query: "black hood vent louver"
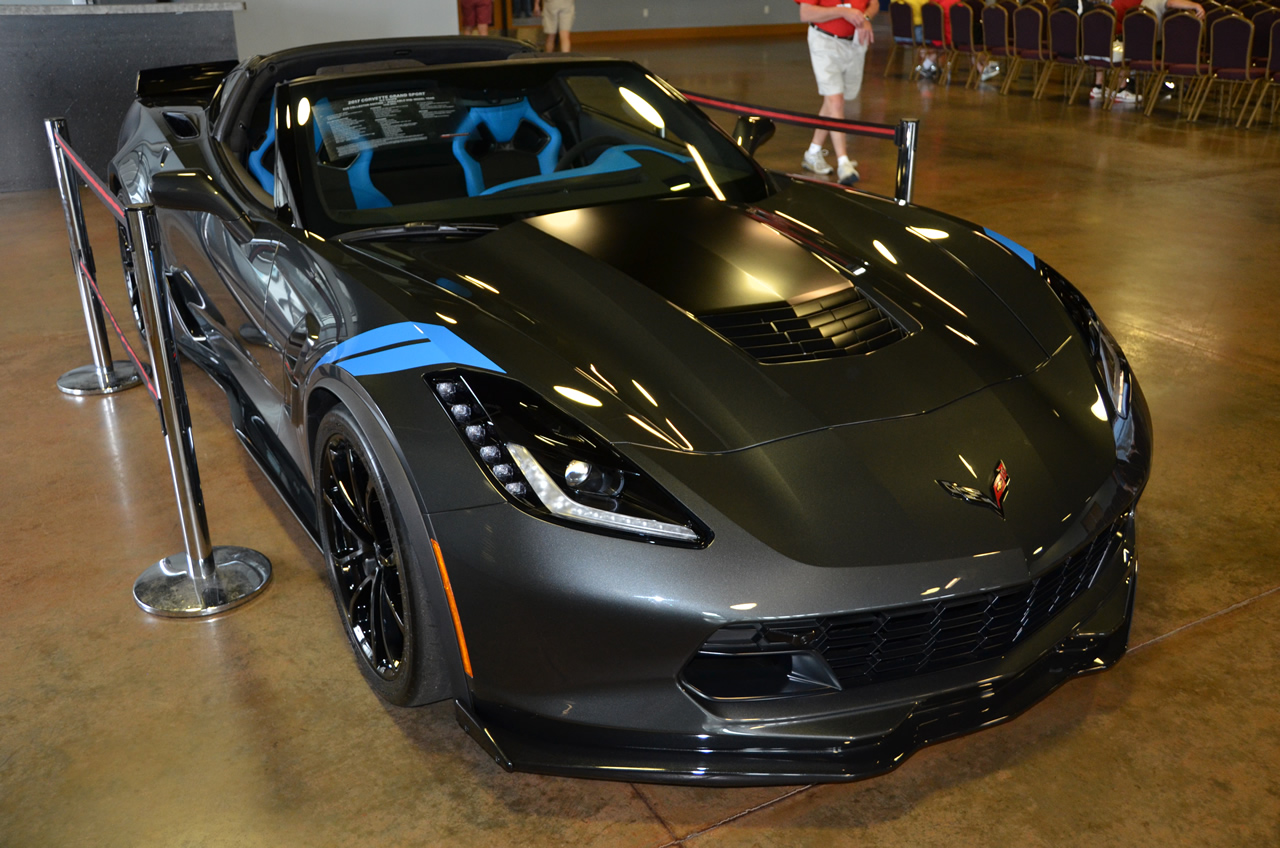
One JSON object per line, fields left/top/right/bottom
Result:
{"left": 698, "top": 286, "right": 906, "bottom": 364}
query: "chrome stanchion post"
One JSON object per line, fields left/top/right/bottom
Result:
{"left": 43, "top": 118, "right": 142, "bottom": 396}
{"left": 126, "top": 204, "right": 270, "bottom": 617}
{"left": 894, "top": 119, "right": 919, "bottom": 204}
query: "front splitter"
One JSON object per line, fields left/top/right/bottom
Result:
{"left": 455, "top": 565, "right": 1136, "bottom": 786}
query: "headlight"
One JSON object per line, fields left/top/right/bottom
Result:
{"left": 1042, "top": 264, "right": 1131, "bottom": 420}
{"left": 427, "top": 370, "right": 710, "bottom": 546}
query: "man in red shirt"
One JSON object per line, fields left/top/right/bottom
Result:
{"left": 796, "top": 0, "right": 878, "bottom": 184}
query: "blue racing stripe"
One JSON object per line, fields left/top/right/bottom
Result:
{"left": 316, "top": 322, "right": 503, "bottom": 376}
{"left": 982, "top": 228, "right": 1037, "bottom": 268}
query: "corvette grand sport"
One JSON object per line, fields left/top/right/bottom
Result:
{"left": 109, "top": 36, "right": 1151, "bottom": 784}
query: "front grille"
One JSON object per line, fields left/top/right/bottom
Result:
{"left": 699, "top": 286, "right": 906, "bottom": 364}
{"left": 697, "top": 517, "right": 1126, "bottom": 692}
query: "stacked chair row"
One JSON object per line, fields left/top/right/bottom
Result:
{"left": 883, "top": 0, "right": 1280, "bottom": 126}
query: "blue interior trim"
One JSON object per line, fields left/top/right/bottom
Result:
{"left": 247, "top": 93, "right": 276, "bottom": 195}
{"left": 479, "top": 145, "right": 690, "bottom": 196}
{"left": 452, "top": 100, "right": 563, "bottom": 196}
{"left": 311, "top": 98, "right": 391, "bottom": 210}
{"left": 346, "top": 146, "right": 391, "bottom": 209}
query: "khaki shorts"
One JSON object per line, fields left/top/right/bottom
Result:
{"left": 807, "top": 25, "right": 869, "bottom": 100}
{"left": 542, "top": 0, "right": 576, "bottom": 33}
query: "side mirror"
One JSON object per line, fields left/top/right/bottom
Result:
{"left": 149, "top": 170, "right": 252, "bottom": 240}
{"left": 733, "top": 116, "right": 776, "bottom": 155}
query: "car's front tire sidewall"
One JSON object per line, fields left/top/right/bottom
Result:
{"left": 314, "top": 405, "right": 449, "bottom": 707}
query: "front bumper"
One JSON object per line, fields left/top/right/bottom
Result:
{"left": 455, "top": 550, "right": 1136, "bottom": 785}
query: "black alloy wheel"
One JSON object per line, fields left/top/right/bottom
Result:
{"left": 318, "top": 409, "right": 414, "bottom": 690}
{"left": 315, "top": 406, "right": 456, "bottom": 706}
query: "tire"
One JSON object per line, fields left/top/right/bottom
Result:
{"left": 314, "top": 405, "right": 452, "bottom": 706}
{"left": 116, "top": 219, "right": 147, "bottom": 345}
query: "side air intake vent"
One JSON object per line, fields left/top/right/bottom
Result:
{"left": 699, "top": 286, "right": 906, "bottom": 364}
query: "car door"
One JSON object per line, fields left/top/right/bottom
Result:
{"left": 157, "top": 205, "right": 285, "bottom": 431}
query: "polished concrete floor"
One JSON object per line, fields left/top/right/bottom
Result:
{"left": 2, "top": 32, "right": 1278, "bottom": 848}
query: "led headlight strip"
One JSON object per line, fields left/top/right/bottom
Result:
{"left": 506, "top": 444, "right": 699, "bottom": 542}
{"left": 427, "top": 371, "right": 708, "bottom": 546}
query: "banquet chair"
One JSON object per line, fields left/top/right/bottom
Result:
{"left": 1005, "top": 2, "right": 1053, "bottom": 95}
{"left": 1075, "top": 6, "right": 1122, "bottom": 107}
{"left": 1205, "top": 5, "right": 1237, "bottom": 28}
{"left": 1146, "top": 11, "right": 1211, "bottom": 117}
{"left": 1044, "top": 8, "right": 1084, "bottom": 101}
{"left": 916, "top": 2, "right": 954, "bottom": 81}
{"left": 1190, "top": 13, "right": 1266, "bottom": 120}
{"left": 949, "top": 1, "right": 985, "bottom": 87}
{"left": 886, "top": 2, "right": 920, "bottom": 77}
{"left": 1251, "top": 7, "right": 1280, "bottom": 62}
{"left": 1122, "top": 6, "right": 1162, "bottom": 106}
{"left": 981, "top": 4, "right": 1017, "bottom": 92}
{"left": 1243, "top": 18, "right": 1280, "bottom": 126}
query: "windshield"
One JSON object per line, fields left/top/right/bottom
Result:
{"left": 275, "top": 59, "right": 771, "bottom": 237}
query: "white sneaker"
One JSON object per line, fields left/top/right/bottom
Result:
{"left": 837, "top": 159, "right": 860, "bottom": 185}
{"left": 1090, "top": 85, "right": 1103, "bottom": 99}
{"left": 1113, "top": 89, "right": 1142, "bottom": 104}
{"left": 802, "top": 149, "right": 833, "bottom": 175}
{"left": 981, "top": 62, "right": 1000, "bottom": 82}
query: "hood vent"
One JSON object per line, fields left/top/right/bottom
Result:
{"left": 699, "top": 286, "right": 906, "bottom": 364}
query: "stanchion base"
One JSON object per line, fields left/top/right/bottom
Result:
{"left": 57, "top": 361, "right": 143, "bottom": 396}
{"left": 133, "top": 546, "right": 272, "bottom": 618}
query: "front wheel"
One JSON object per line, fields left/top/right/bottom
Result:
{"left": 315, "top": 405, "right": 451, "bottom": 706}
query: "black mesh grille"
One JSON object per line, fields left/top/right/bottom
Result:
{"left": 705, "top": 518, "right": 1125, "bottom": 690}
{"left": 699, "top": 286, "right": 906, "bottom": 364}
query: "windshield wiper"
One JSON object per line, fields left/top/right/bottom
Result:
{"left": 338, "top": 222, "right": 500, "bottom": 242}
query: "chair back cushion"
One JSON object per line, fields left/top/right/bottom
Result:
{"left": 1162, "top": 12, "right": 1206, "bottom": 69}
{"left": 1208, "top": 13, "right": 1255, "bottom": 72}
{"left": 890, "top": 2, "right": 919, "bottom": 44}
{"left": 922, "top": 2, "right": 948, "bottom": 47}
{"left": 982, "top": 5, "right": 1012, "bottom": 53}
{"left": 1080, "top": 6, "right": 1118, "bottom": 64}
{"left": 951, "top": 2, "right": 976, "bottom": 49}
{"left": 1122, "top": 6, "right": 1159, "bottom": 63}
{"left": 1014, "top": 5, "right": 1049, "bottom": 58}
{"left": 1049, "top": 8, "right": 1081, "bottom": 61}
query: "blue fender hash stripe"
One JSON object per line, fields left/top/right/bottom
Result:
{"left": 982, "top": 228, "right": 1037, "bottom": 268}
{"left": 316, "top": 322, "right": 504, "bottom": 376}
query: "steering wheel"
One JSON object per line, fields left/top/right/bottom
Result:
{"left": 556, "top": 135, "right": 627, "bottom": 171}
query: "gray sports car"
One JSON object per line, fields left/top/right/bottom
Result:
{"left": 110, "top": 36, "right": 1151, "bottom": 784}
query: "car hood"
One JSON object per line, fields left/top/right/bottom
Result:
{"left": 629, "top": 338, "right": 1129, "bottom": 571}
{"left": 346, "top": 183, "right": 1072, "bottom": 454}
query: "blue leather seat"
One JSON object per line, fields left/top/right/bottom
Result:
{"left": 310, "top": 99, "right": 391, "bottom": 209}
{"left": 451, "top": 100, "right": 562, "bottom": 196}
{"left": 247, "top": 95, "right": 391, "bottom": 209}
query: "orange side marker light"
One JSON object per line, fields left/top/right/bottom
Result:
{"left": 431, "top": 538, "right": 473, "bottom": 678}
